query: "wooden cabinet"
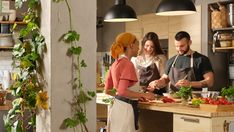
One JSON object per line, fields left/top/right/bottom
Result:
{"left": 174, "top": 114, "right": 211, "bottom": 132}
{"left": 125, "top": 5, "right": 201, "bottom": 58}
{"left": 174, "top": 113, "right": 234, "bottom": 132}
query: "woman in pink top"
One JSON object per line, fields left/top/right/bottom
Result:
{"left": 105, "top": 32, "right": 155, "bottom": 132}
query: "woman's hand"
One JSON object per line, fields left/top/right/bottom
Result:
{"left": 142, "top": 92, "right": 155, "bottom": 101}
{"left": 175, "top": 79, "right": 191, "bottom": 87}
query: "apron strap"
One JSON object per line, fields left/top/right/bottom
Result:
{"left": 172, "top": 54, "right": 194, "bottom": 68}
{"left": 191, "top": 53, "right": 193, "bottom": 68}
{"left": 172, "top": 55, "right": 179, "bottom": 67}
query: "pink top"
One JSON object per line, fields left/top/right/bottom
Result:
{"left": 105, "top": 57, "right": 138, "bottom": 96}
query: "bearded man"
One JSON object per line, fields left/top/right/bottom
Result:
{"left": 147, "top": 31, "right": 214, "bottom": 92}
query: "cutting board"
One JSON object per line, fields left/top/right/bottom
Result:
{"left": 200, "top": 104, "right": 234, "bottom": 112}
{"left": 139, "top": 100, "right": 178, "bottom": 107}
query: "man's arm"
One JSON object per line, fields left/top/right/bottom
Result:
{"left": 147, "top": 74, "right": 170, "bottom": 91}
{"left": 175, "top": 71, "right": 214, "bottom": 89}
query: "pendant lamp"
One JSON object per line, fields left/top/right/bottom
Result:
{"left": 104, "top": 0, "right": 137, "bottom": 22}
{"left": 156, "top": 0, "right": 196, "bottom": 16}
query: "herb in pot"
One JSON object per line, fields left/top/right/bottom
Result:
{"left": 176, "top": 86, "right": 192, "bottom": 100}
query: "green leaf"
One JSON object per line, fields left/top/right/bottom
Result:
{"left": 13, "top": 120, "right": 23, "bottom": 132}
{"left": 61, "top": 118, "right": 79, "bottom": 128}
{"left": 76, "top": 111, "right": 87, "bottom": 124}
{"left": 28, "top": 0, "right": 38, "bottom": 8}
{"left": 177, "top": 86, "right": 192, "bottom": 100}
{"left": 59, "top": 30, "right": 80, "bottom": 43}
{"left": 68, "top": 46, "right": 82, "bottom": 55}
{"left": 80, "top": 60, "right": 87, "bottom": 67}
{"left": 77, "top": 90, "right": 91, "bottom": 103}
{"left": 111, "top": 88, "right": 117, "bottom": 95}
{"left": 28, "top": 115, "right": 36, "bottom": 126}
{"left": 87, "top": 91, "right": 96, "bottom": 98}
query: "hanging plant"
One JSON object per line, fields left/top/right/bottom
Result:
{"left": 3, "top": 0, "right": 48, "bottom": 132}
{"left": 53, "top": 0, "right": 95, "bottom": 132}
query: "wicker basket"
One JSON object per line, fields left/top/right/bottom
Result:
{"left": 210, "top": 3, "right": 228, "bottom": 29}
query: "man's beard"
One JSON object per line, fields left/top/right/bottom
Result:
{"left": 179, "top": 45, "right": 190, "bottom": 55}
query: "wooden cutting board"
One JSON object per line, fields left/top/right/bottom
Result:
{"left": 139, "top": 100, "right": 179, "bottom": 107}
{"left": 200, "top": 104, "right": 234, "bottom": 112}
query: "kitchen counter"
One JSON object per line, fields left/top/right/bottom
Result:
{"left": 96, "top": 93, "right": 234, "bottom": 132}
{"left": 139, "top": 103, "right": 234, "bottom": 118}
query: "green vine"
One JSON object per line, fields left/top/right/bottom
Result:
{"left": 3, "top": 0, "right": 48, "bottom": 132}
{"left": 54, "top": 0, "right": 95, "bottom": 132}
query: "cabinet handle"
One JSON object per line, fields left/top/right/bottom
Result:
{"left": 180, "top": 117, "right": 199, "bottom": 123}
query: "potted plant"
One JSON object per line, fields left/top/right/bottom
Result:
{"left": 177, "top": 86, "right": 192, "bottom": 105}
{"left": 221, "top": 86, "right": 234, "bottom": 102}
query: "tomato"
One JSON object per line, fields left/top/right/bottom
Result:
{"left": 161, "top": 97, "right": 175, "bottom": 103}
{"left": 218, "top": 98, "right": 228, "bottom": 105}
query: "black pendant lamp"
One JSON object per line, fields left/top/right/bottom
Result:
{"left": 104, "top": 0, "right": 137, "bottom": 22}
{"left": 156, "top": 0, "right": 196, "bottom": 16}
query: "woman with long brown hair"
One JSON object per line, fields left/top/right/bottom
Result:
{"left": 132, "top": 32, "right": 167, "bottom": 95}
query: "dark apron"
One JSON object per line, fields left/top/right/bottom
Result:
{"left": 139, "top": 63, "right": 166, "bottom": 95}
{"left": 169, "top": 54, "right": 197, "bottom": 92}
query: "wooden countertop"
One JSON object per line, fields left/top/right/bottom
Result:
{"left": 139, "top": 103, "right": 234, "bottom": 118}
{"left": 96, "top": 93, "right": 234, "bottom": 118}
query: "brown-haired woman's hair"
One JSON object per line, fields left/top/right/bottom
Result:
{"left": 139, "top": 32, "right": 164, "bottom": 56}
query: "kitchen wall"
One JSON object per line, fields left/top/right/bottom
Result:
{"left": 97, "top": 0, "right": 160, "bottom": 52}
{"left": 97, "top": 0, "right": 232, "bottom": 91}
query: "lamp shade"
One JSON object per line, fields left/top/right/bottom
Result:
{"left": 156, "top": 0, "right": 196, "bottom": 16}
{"left": 104, "top": 0, "right": 137, "bottom": 22}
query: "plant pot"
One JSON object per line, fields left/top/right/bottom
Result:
{"left": 181, "top": 98, "right": 189, "bottom": 105}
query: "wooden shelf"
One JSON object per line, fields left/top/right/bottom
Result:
{"left": 0, "top": 21, "right": 26, "bottom": 25}
{"left": 214, "top": 47, "right": 234, "bottom": 50}
{"left": 0, "top": 34, "right": 12, "bottom": 37}
{"left": 0, "top": 46, "right": 13, "bottom": 50}
{"left": 213, "top": 27, "right": 234, "bottom": 32}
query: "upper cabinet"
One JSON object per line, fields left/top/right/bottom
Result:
{"left": 125, "top": 5, "right": 201, "bottom": 58}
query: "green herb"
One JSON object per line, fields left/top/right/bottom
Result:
{"left": 177, "top": 86, "right": 192, "bottom": 100}
{"left": 221, "top": 86, "right": 234, "bottom": 98}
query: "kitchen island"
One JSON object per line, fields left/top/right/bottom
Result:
{"left": 96, "top": 93, "right": 234, "bottom": 132}
{"left": 138, "top": 103, "right": 234, "bottom": 132}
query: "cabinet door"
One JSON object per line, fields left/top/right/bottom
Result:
{"left": 173, "top": 114, "right": 211, "bottom": 132}
{"left": 211, "top": 117, "right": 234, "bottom": 132}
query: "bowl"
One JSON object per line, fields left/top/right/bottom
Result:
{"left": 192, "top": 91, "right": 220, "bottom": 99}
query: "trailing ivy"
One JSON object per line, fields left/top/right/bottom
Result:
{"left": 53, "top": 0, "right": 95, "bottom": 131}
{"left": 3, "top": 0, "right": 48, "bottom": 132}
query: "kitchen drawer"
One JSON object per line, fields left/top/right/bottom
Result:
{"left": 173, "top": 114, "right": 211, "bottom": 132}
